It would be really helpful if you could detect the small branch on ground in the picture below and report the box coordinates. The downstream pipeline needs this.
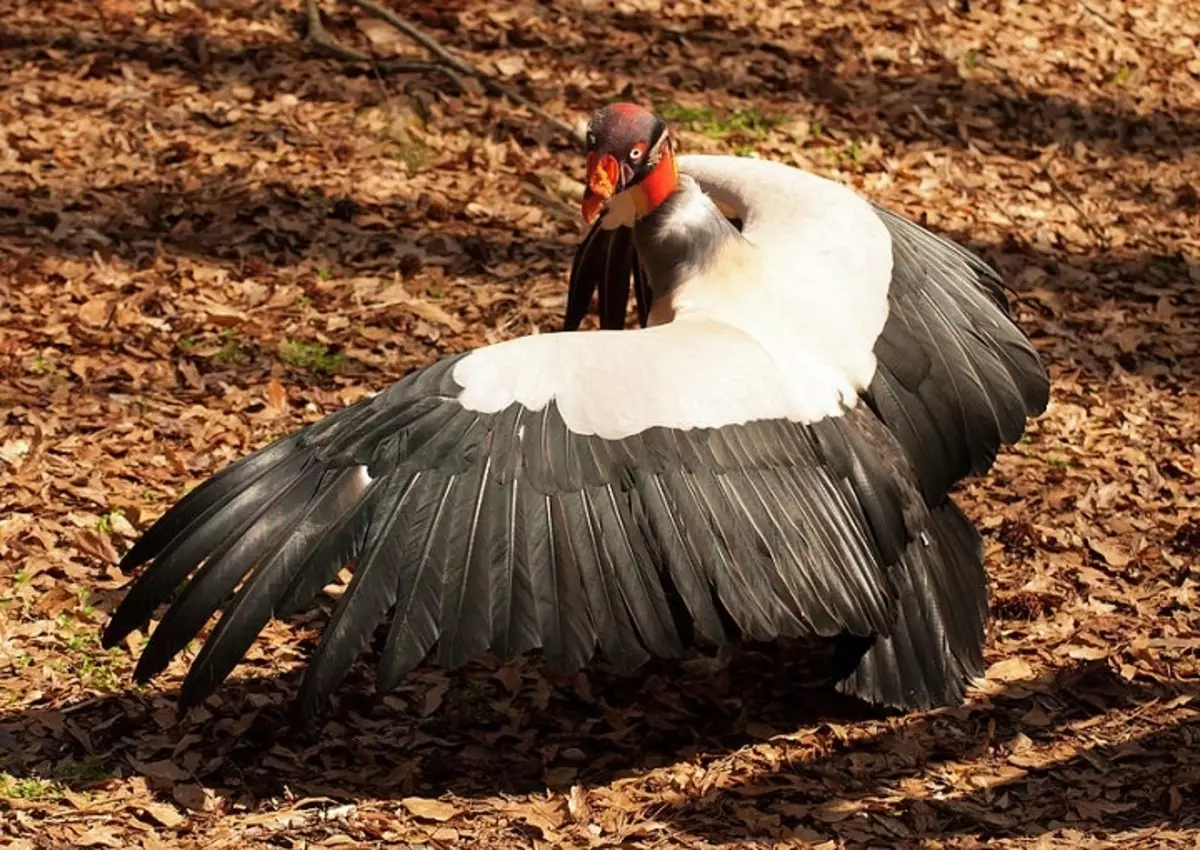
[915,6,954,69]
[521,183,580,223]
[1041,153,1109,247]
[910,104,955,144]
[347,0,585,147]
[1077,0,1120,31]
[303,0,464,88]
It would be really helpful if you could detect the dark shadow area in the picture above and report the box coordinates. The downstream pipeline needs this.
[550,2,1200,160]
[1,644,1196,843]
[0,12,582,150]
[0,25,294,86]
[0,639,887,801]
[2,8,1194,297]
[2,5,1197,182]
[0,172,563,279]
[655,663,1200,844]
[1,10,1193,303]
[2,173,1191,393]
[947,234,1196,388]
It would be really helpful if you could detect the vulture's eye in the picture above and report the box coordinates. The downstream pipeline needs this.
[629,142,647,162]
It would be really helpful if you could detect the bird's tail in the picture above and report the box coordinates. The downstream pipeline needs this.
[833,499,988,710]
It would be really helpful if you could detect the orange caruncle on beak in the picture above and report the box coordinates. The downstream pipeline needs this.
[581,152,620,223]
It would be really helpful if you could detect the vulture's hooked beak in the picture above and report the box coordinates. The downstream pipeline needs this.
[581,152,622,223]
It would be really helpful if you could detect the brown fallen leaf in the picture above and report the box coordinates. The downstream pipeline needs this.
[131,759,191,784]
[137,802,187,828]
[1009,749,1056,769]
[405,298,464,333]
[0,438,31,467]
[493,663,522,694]
[266,379,287,411]
[401,796,459,822]
[173,784,217,813]
[78,298,112,327]
[352,212,393,229]
[1074,798,1138,820]
[497,799,568,841]
[1088,536,1133,567]
[177,358,204,391]
[200,302,245,327]
[812,799,861,823]
[356,18,408,55]
[73,825,123,848]
[1020,702,1052,727]
[368,282,465,333]
[422,681,449,716]
[545,766,578,787]
[985,657,1034,683]
[775,801,812,818]
[72,528,119,565]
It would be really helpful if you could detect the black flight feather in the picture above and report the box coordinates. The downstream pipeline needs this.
[177,466,373,711]
[134,463,325,684]
[293,472,426,716]
[373,473,456,693]
[102,451,310,650]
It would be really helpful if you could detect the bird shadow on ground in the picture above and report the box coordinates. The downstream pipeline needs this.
[0,639,1196,843]
[1,163,1193,399]
[2,167,1191,394]
[657,664,1200,844]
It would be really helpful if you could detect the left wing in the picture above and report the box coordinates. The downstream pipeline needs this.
[103,318,949,717]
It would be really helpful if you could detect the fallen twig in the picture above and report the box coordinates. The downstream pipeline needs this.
[1041,153,1108,246]
[915,6,954,68]
[911,103,956,144]
[302,0,463,88]
[1077,0,1120,30]
[347,0,584,147]
[521,182,580,223]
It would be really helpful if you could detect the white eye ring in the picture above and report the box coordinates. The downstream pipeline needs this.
[629,147,644,160]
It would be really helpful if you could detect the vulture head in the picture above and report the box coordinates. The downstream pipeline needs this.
[581,103,677,225]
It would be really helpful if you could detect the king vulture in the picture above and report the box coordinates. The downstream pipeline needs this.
[101,103,1049,718]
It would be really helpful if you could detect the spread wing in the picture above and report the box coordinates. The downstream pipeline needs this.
[104,315,977,717]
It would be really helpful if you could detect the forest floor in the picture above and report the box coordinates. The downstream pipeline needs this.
[1,0,1198,847]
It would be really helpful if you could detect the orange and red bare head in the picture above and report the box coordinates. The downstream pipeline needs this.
[582,103,677,224]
